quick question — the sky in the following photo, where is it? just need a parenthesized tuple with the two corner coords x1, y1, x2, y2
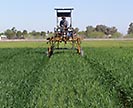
(0, 0, 133, 34)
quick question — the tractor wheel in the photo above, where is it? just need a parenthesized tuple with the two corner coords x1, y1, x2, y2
(77, 48, 84, 56)
(47, 47, 53, 58)
(80, 48, 84, 56)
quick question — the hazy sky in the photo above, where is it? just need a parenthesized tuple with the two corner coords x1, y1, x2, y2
(0, 0, 133, 34)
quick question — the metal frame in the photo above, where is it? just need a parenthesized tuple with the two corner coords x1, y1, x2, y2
(46, 8, 83, 58)
(54, 8, 74, 27)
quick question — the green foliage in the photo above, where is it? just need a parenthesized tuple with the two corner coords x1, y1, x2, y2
(47, 32, 54, 37)
(87, 31, 105, 38)
(124, 33, 133, 38)
(0, 42, 47, 48)
(41, 31, 46, 37)
(95, 25, 107, 33)
(78, 31, 85, 35)
(74, 27, 79, 33)
(0, 42, 133, 108)
(22, 30, 28, 38)
(3, 27, 46, 39)
(0, 33, 4, 36)
(4, 29, 16, 39)
(85, 25, 118, 38)
(16, 31, 22, 38)
(29, 30, 37, 36)
(78, 31, 86, 38)
(95, 25, 117, 35)
(111, 32, 122, 38)
(86, 26, 95, 34)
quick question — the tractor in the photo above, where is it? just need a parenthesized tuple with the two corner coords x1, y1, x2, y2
(47, 8, 83, 57)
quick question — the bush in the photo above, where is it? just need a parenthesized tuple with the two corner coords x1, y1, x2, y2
(124, 33, 133, 38)
(111, 32, 122, 38)
(87, 31, 105, 38)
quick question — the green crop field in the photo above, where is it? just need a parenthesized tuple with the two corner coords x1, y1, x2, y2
(0, 40, 133, 108)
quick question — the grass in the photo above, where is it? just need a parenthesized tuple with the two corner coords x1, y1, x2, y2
(0, 40, 133, 48)
(0, 42, 46, 48)
(0, 40, 133, 108)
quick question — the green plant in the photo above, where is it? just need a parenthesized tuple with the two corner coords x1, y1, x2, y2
(87, 31, 105, 38)
(0, 41, 133, 108)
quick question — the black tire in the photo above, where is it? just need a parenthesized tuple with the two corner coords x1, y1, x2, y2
(80, 49, 84, 56)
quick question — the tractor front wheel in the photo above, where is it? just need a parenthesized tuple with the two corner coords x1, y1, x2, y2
(47, 47, 53, 58)
(77, 47, 84, 56)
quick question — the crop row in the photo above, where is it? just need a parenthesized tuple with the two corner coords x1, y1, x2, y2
(84, 47, 133, 107)
(0, 47, 133, 108)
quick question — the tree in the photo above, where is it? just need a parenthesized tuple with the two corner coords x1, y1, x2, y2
(105, 26, 117, 35)
(88, 31, 105, 38)
(16, 31, 22, 38)
(0, 33, 4, 36)
(22, 30, 28, 36)
(85, 25, 118, 38)
(86, 26, 95, 37)
(95, 25, 107, 33)
(4, 29, 15, 39)
(110, 27, 117, 34)
(86, 26, 95, 33)
(35, 32, 41, 36)
(127, 22, 133, 34)
(4, 27, 18, 39)
(74, 27, 79, 33)
(95, 25, 117, 35)
(11, 27, 17, 36)
(30, 30, 36, 36)
(11, 27, 17, 32)
(41, 31, 46, 38)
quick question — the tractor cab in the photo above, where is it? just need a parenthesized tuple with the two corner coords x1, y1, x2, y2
(54, 8, 74, 37)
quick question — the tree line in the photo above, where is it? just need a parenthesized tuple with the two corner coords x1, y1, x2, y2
(78, 22, 133, 38)
(0, 22, 133, 39)
(0, 27, 47, 39)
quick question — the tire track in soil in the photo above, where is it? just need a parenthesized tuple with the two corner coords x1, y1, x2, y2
(83, 55, 133, 108)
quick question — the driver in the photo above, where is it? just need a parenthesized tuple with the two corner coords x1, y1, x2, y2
(60, 16, 68, 28)
(59, 16, 72, 37)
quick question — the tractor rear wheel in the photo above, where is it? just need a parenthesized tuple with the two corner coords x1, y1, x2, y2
(47, 47, 53, 58)
(77, 47, 84, 56)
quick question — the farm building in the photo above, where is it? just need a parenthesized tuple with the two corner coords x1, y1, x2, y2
(0, 35, 7, 40)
